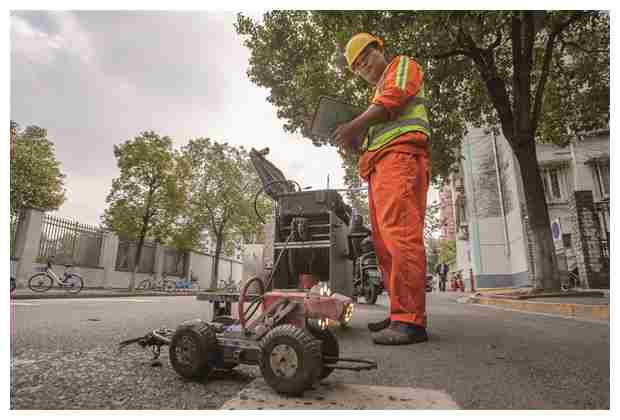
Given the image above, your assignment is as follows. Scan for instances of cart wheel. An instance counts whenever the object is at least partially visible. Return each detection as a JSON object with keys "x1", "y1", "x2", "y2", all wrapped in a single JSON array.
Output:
[
  {"x1": 169, "y1": 319, "x2": 218, "y2": 380},
  {"x1": 307, "y1": 323, "x2": 339, "y2": 380},
  {"x1": 259, "y1": 324, "x2": 322, "y2": 396}
]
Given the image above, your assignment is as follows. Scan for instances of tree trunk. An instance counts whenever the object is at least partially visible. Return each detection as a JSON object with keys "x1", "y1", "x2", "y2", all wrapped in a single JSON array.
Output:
[
  {"x1": 514, "y1": 139, "x2": 560, "y2": 291},
  {"x1": 130, "y1": 214, "x2": 151, "y2": 292},
  {"x1": 130, "y1": 235, "x2": 146, "y2": 292},
  {"x1": 209, "y1": 234, "x2": 224, "y2": 289}
]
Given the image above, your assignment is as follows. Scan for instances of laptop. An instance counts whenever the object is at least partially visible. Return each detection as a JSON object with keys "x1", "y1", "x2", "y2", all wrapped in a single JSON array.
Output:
[{"x1": 310, "y1": 96, "x2": 362, "y2": 140}]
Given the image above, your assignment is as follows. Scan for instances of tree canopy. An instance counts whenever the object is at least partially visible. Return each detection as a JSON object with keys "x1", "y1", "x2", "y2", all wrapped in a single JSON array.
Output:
[
  {"x1": 102, "y1": 131, "x2": 181, "y2": 242},
  {"x1": 10, "y1": 121, "x2": 66, "y2": 213},
  {"x1": 236, "y1": 11, "x2": 608, "y2": 181}
]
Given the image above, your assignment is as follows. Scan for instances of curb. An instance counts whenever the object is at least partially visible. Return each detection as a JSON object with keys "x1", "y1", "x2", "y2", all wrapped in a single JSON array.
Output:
[
  {"x1": 10, "y1": 290, "x2": 200, "y2": 300},
  {"x1": 467, "y1": 296, "x2": 609, "y2": 321},
  {"x1": 489, "y1": 291, "x2": 605, "y2": 300}
]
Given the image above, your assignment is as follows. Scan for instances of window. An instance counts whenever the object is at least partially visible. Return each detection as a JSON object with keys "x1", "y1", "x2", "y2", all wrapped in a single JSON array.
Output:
[
  {"x1": 541, "y1": 166, "x2": 568, "y2": 202},
  {"x1": 593, "y1": 160, "x2": 609, "y2": 198},
  {"x1": 562, "y1": 233, "x2": 572, "y2": 249},
  {"x1": 550, "y1": 171, "x2": 561, "y2": 198}
]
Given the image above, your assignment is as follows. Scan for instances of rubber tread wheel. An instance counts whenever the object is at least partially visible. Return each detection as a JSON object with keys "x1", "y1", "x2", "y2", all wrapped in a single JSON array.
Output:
[
  {"x1": 307, "y1": 325, "x2": 339, "y2": 380},
  {"x1": 259, "y1": 324, "x2": 322, "y2": 396},
  {"x1": 28, "y1": 273, "x2": 53, "y2": 292},
  {"x1": 169, "y1": 320, "x2": 218, "y2": 380}
]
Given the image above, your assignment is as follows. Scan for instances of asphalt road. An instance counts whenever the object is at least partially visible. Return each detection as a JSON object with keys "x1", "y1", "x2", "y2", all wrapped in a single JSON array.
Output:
[{"x1": 10, "y1": 292, "x2": 609, "y2": 410}]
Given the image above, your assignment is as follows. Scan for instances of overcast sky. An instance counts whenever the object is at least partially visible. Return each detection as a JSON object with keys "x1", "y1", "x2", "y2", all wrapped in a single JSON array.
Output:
[{"x1": 11, "y1": 10, "x2": 439, "y2": 227}]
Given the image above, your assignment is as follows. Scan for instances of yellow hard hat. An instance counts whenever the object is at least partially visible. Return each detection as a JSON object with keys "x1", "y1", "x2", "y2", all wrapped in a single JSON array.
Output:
[{"x1": 344, "y1": 33, "x2": 384, "y2": 69}]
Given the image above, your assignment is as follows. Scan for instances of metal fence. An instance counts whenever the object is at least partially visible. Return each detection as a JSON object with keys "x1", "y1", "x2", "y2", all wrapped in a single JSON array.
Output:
[
  {"x1": 164, "y1": 248, "x2": 187, "y2": 277},
  {"x1": 39, "y1": 214, "x2": 104, "y2": 268},
  {"x1": 115, "y1": 240, "x2": 156, "y2": 273},
  {"x1": 10, "y1": 210, "x2": 22, "y2": 259},
  {"x1": 595, "y1": 200, "x2": 610, "y2": 265}
]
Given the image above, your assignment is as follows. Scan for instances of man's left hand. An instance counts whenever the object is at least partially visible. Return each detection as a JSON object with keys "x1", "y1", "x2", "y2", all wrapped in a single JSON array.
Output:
[{"x1": 333, "y1": 120, "x2": 365, "y2": 153}]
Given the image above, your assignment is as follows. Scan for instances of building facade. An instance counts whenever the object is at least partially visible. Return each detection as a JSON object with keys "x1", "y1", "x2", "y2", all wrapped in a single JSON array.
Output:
[
  {"x1": 438, "y1": 180, "x2": 456, "y2": 242},
  {"x1": 450, "y1": 127, "x2": 609, "y2": 290}
]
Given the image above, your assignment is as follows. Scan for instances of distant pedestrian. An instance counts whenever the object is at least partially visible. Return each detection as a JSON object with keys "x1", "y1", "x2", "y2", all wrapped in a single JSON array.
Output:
[{"x1": 435, "y1": 262, "x2": 449, "y2": 292}]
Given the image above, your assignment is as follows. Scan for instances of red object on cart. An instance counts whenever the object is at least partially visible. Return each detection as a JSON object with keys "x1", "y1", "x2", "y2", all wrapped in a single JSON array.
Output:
[{"x1": 299, "y1": 273, "x2": 319, "y2": 289}]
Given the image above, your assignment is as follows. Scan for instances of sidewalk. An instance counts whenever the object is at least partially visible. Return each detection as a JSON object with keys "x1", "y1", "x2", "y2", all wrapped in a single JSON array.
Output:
[
  {"x1": 459, "y1": 288, "x2": 609, "y2": 321},
  {"x1": 10, "y1": 287, "x2": 200, "y2": 300}
]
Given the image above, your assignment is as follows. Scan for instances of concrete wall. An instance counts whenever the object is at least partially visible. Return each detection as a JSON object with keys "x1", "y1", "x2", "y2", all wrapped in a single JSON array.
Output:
[
  {"x1": 460, "y1": 127, "x2": 530, "y2": 289},
  {"x1": 190, "y1": 252, "x2": 214, "y2": 290},
  {"x1": 12, "y1": 208, "x2": 242, "y2": 290},
  {"x1": 242, "y1": 244, "x2": 264, "y2": 281},
  {"x1": 186, "y1": 251, "x2": 243, "y2": 290}
]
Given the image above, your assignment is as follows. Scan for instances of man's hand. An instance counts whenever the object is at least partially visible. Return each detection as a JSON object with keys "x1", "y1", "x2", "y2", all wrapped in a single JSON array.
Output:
[
  {"x1": 333, "y1": 120, "x2": 365, "y2": 153},
  {"x1": 333, "y1": 104, "x2": 390, "y2": 154}
]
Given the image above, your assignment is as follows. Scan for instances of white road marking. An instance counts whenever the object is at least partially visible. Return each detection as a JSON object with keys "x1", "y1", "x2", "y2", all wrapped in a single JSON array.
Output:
[{"x1": 221, "y1": 379, "x2": 460, "y2": 410}]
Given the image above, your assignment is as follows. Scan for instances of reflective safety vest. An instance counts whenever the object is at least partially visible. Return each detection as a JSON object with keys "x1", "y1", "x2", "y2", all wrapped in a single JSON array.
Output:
[{"x1": 361, "y1": 63, "x2": 431, "y2": 152}]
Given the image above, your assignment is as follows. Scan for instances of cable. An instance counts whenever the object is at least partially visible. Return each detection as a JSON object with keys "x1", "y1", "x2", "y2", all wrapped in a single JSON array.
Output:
[{"x1": 253, "y1": 179, "x2": 302, "y2": 224}]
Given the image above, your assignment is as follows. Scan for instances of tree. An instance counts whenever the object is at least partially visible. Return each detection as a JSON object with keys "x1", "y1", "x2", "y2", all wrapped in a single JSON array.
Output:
[
  {"x1": 235, "y1": 11, "x2": 609, "y2": 290},
  {"x1": 424, "y1": 201, "x2": 442, "y2": 246},
  {"x1": 180, "y1": 138, "x2": 270, "y2": 288},
  {"x1": 102, "y1": 131, "x2": 182, "y2": 291},
  {"x1": 10, "y1": 121, "x2": 66, "y2": 212},
  {"x1": 439, "y1": 240, "x2": 457, "y2": 268},
  {"x1": 424, "y1": 201, "x2": 443, "y2": 273},
  {"x1": 341, "y1": 152, "x2": 369, "y2": 220}
]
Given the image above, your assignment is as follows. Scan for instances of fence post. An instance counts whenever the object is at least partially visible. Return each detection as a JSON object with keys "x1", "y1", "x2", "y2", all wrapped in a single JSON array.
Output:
[
  {"x1": 184, "y1": 252, "x2": 196, "y2": 290},
  {"x1": 14, "y1": 208, "x2": 44, "y2": 287},
  {"x1": 154, "y1": 243, "x2": 165, "y2": 280},
  {"x1": 101, "y1": 233, "x2": 119, "y2": 289}
]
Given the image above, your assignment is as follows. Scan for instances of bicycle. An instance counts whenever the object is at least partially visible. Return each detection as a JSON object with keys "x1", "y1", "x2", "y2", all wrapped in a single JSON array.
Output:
[
  {"x1": 561, "y1": 268, "x2": 580, "y2": 292},
  {"x1": 28, "y1": 257, "x2": 84, "y2": 294},
  {"x1": 219, "y1": 277, "x2": 239, "y2": 293},
  {"x1": 136, "y1": 273, "x2": 176, "y2": 293}
]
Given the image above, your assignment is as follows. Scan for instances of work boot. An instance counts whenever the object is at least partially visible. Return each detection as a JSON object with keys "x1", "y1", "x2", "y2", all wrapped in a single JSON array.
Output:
[
  {"x1": 367, "y1": 317, "x2": 391, "y2": 332},
  {"x1": 372, "y1": 321, "x2": 428, "y2": 345}
]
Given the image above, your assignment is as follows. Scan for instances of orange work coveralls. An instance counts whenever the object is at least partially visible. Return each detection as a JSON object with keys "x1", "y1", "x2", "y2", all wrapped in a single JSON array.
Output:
[{"x1": 358, "y1": 56, "x2": 430, "y2": 328}]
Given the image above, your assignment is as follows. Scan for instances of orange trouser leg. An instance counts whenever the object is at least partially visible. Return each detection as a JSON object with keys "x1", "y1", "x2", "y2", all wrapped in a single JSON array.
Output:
[
  {"x1": 368, "y1": 184, "x2": 391, "y2": 296},
  {"x1": 368, "y1": 151, "x2": 429, "y2": 327}
]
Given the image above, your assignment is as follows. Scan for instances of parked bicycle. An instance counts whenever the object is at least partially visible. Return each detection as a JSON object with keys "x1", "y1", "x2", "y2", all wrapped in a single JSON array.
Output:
[
  {"x1": 28, "y1": 257, "x2": 84, "y2": 294},
  {"x1": 561, "y1": 268, "x2": 580, "y2": 292},
  {"x1": 219, "y1": 277, "x2": 239, "y2": 293},
  {"x1": 136, "y1": 273, "x2": 176, "y2": 293}
]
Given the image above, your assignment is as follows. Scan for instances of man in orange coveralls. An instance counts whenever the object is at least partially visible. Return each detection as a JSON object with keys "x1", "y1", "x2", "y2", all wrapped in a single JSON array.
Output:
[{"x1": 333, "y1": 33, "x2": 431, "y2": 345}]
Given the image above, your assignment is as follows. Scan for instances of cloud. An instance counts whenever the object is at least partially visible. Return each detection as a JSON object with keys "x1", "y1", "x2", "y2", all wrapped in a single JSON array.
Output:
[{"x1": 10, "y1": 10, "x2": 351, "y2": 226}]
